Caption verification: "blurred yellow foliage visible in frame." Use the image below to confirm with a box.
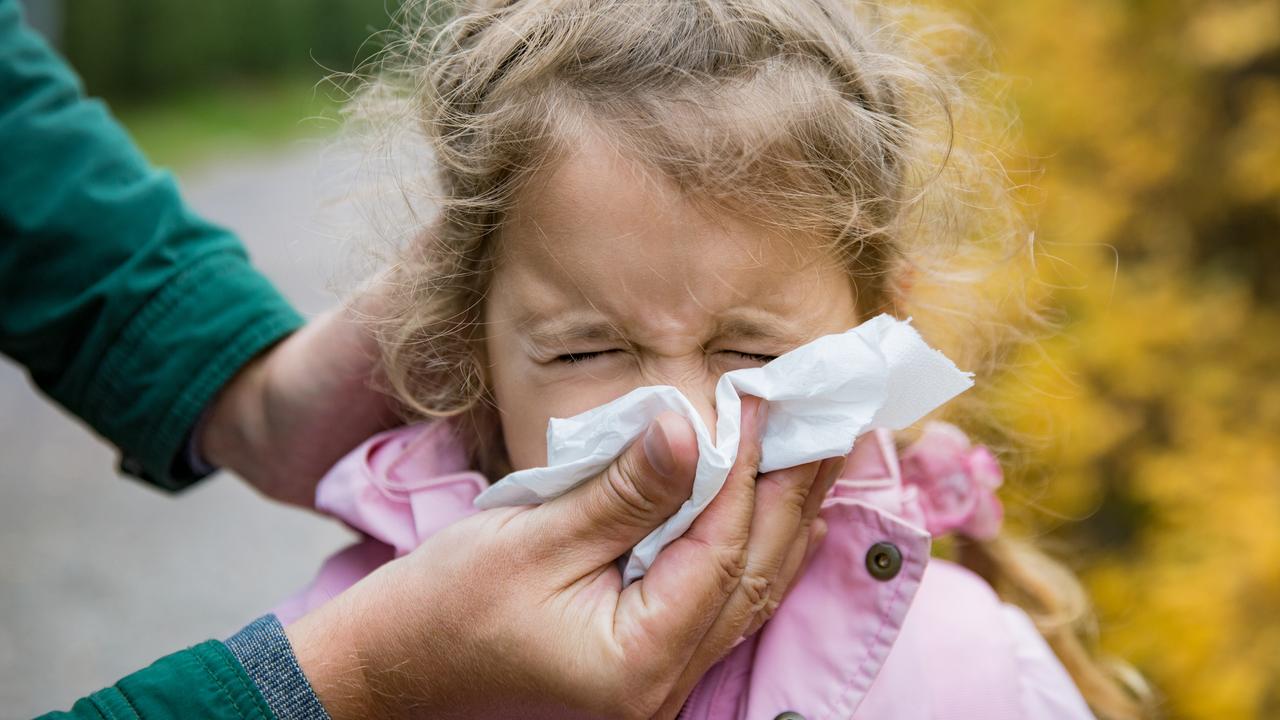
[951,0,1280,716]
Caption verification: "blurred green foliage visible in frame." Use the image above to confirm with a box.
[114,77,340,168]
[62,0,399,100]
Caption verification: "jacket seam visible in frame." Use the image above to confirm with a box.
[87,252,212,423]
[88,693,126,720]
[96,251,235,427]
[826,508,924,719]
[113,684,144,720]
[81,252,215,466]
[191,649,253,720]
[215,642,276,720]
[156,316,290,459]
[87,250,300,486]
[839,571,910,715]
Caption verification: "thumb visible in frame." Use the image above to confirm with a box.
[531,411,699,570]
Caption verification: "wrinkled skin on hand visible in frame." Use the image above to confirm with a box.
[286,397,840,720]
[201,297,398,507]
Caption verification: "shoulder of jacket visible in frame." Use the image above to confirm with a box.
[901,559,1015,657]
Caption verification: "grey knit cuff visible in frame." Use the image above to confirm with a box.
[226,614,331,720]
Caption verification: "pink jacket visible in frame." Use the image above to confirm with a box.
[277,423,1095,720]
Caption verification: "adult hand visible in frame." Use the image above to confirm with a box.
[199,295,399,507]
[285,396,842,720]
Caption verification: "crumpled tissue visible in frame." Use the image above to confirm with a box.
[474,313,973,583]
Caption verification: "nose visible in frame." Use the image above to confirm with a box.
[645,361,724,443]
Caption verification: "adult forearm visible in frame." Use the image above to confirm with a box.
[0,0,302,489]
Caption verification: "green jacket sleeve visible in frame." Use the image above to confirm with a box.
[37,641,275,720]
[0,0,304,489]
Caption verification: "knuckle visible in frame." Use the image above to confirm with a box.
[603,453,662,524]
[739,572,773,612]
[778,474,813,515]
[727,462,760,496]
[760,465,817,512]
[759,595,782,622]
[737,442,763,473]
[714,545,749,592]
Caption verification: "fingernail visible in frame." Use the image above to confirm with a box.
[644,421,677,478]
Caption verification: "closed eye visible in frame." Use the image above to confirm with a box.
[554,349,777,364]
[554,350,620,364]
[723,350,778,364]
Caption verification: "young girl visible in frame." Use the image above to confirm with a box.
[284,0,1149,717]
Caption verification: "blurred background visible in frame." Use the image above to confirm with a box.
[1,0,1277,717]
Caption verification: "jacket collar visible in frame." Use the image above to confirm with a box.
[684,430,933,720]
[320,424,934,720]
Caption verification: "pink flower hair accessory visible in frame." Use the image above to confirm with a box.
[898,421,1004,540]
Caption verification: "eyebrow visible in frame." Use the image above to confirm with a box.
[524,317,626,348]
[522,313,803,350]
[713,315,801,342]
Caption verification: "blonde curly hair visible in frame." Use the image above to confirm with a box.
[343,1,1153,716]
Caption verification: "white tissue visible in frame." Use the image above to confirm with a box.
[473,314,973,583]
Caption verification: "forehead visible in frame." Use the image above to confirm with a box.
[492,134,851,335]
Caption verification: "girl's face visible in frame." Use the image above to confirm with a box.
[484,135,860,471]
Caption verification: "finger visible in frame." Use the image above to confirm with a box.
[660,462,832,715]
[665,449,850,705]
[752,516,831,643]
[706,460,821,636]
[529,411,699,569]
[742,455,843,637]
[801,517,829,576]
[743,514,830,638]
[614,397,767,697]
[771,455,844,603]
[675,395,768,556]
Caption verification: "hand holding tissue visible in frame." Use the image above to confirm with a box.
[474,314,973,583]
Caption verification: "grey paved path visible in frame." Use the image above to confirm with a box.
[0,144,362,716]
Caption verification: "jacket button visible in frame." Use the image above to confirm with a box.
[865,541,903,581]
[774,713,806,720]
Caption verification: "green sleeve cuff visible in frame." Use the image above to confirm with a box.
[0,0,304,491]
[38,641,275,720]
[81,250,304,491]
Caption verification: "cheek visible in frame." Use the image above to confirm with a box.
[486,322,632,471]
[489,367,632,471]
[484,319,539,471]
[488,356,735,472]
[489,384,550,473]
